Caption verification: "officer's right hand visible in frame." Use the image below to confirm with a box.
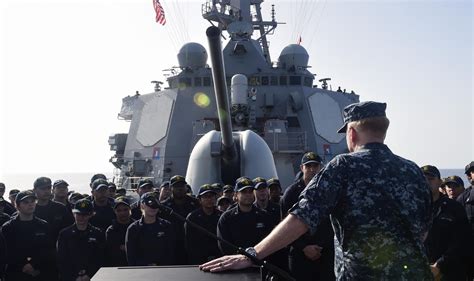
[303,244,322,261]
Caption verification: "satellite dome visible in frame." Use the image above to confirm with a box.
[278,44,309,69]
[177,42,208,69]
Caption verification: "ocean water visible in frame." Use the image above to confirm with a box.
[1,172,113,196]
[0,169,469,197]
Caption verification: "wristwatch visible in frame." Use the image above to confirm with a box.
[245,247,257,259]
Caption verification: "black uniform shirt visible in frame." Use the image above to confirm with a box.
[280,178,305,217]
[105,219,134,266]
[125,217,177,266]
[34,200,74,239]
[1,216,56,281]
[0,199,15,216]
[89,201,115,232]
[159,196,200,264]
[425,196,470,280]
[130,202,142,221]
[185,208,222,264]
[0,212,10,227]
[217,205,275,255]
[57,224,105,281]
[457,186,474,234]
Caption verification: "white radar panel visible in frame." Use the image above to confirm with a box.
[308,92,345,143]
[136,93,174,146]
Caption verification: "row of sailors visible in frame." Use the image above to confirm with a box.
[0,157,473,281]
[0,173,288,281]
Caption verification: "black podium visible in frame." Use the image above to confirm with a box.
[92,265,261,281]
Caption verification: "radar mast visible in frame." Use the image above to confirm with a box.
[202,0,279,64]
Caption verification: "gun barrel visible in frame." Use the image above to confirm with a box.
[206,26,236,158]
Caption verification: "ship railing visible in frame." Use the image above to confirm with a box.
[263,131,308,153]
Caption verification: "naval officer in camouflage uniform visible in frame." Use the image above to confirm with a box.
[201,101,433,280]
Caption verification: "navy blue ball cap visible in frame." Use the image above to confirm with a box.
[337,101,387,133]
[160,181,170,188]
[68,192,84,204]
[9,189,20,197]
[198,184,217,196]
[267,178,281,188]
[421,165,441,178]
[138,178,154,189]
[114,196,131,209]
[443,176,464,188]
[211,183,223,192]
[53,179,69,188]
[15,190,37,205]
[170,175,187,187]
[72,199,94,215]
[465,161,474,175]
[91,178,109,191]
[140,192,159,209]
[301,152,322,165]
[235,177,254,192]
[252,177,268,189]
[90,173,107,184]
[223,185,233,193]
[217,196,232,205]
[33,177,52,189]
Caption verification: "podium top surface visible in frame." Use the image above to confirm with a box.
[92,265,261,281]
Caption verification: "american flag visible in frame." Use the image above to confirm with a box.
[153,0,166,25]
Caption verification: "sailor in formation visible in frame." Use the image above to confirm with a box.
[184,184,222,264]
[1,101,474,281]
[125,192,176,266]
[57,198,105,281]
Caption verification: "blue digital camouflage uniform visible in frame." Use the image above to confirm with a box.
[290,142,433,280]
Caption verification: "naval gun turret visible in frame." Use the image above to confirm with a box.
[185,26,277,191]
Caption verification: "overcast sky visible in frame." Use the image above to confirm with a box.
[0,0,472,178]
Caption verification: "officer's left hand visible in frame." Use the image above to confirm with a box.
[200,254,253,272]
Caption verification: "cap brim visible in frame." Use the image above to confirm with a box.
[443,180,459,186]
[113,202,130,209]
[337,123,347,133]
[236,186,253,192]
[254,183,268,189]
[198,190,217,196]
[422,171,438,177]
[72,209,93,215]
[139,183,153,189]
[302,160,321,166]
[19,195,37,202]
[94,184,109,190]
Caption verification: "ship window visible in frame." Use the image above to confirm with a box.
[304,77,313,87]
[249,76,261,86]
[279,76,287,86]
[261,76,269,86]
[270,76,278,85]
[203,77,211,86]
[289,76,301,85]
[179,77,192,87]
[194,77,202,87]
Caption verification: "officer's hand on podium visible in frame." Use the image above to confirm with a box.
[200,254,253,272]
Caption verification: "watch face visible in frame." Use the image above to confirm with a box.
[245,247,257,258]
